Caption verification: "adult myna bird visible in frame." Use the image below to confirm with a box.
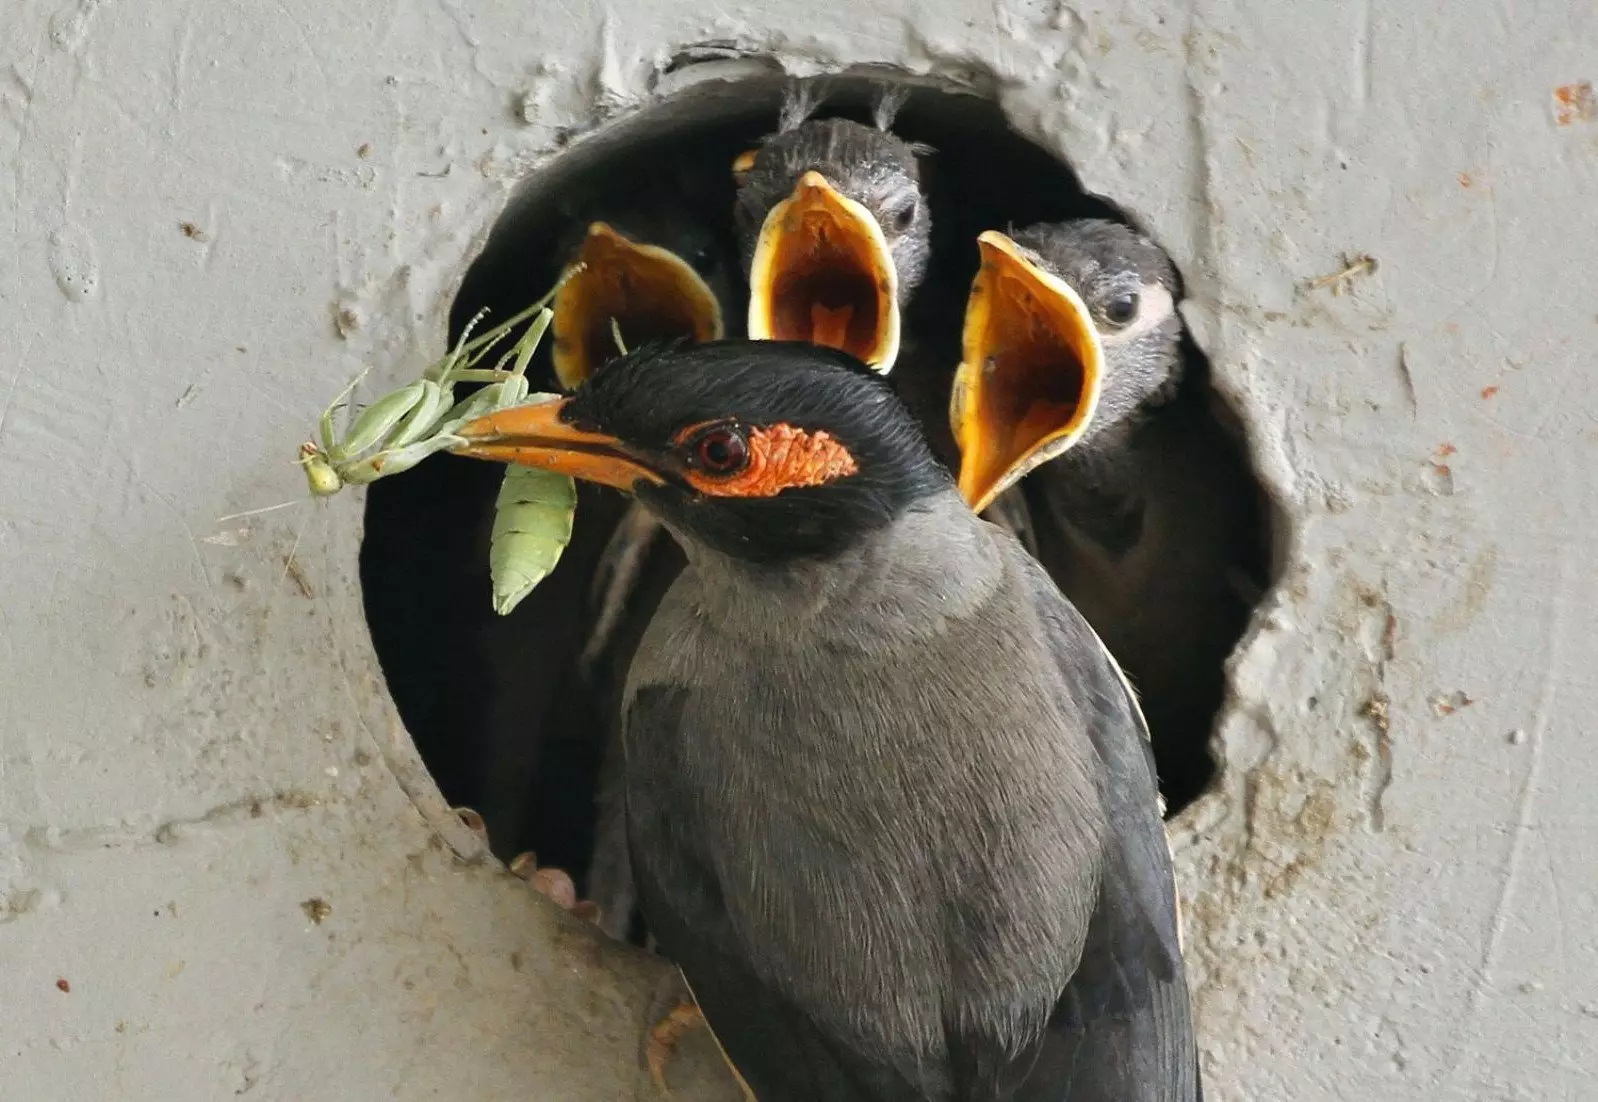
[951,219,1262,811]
[450,339,1201,1101]
[590,82,937,678]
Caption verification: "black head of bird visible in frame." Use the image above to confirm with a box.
[549,213,735,392]
[451,340,950,564]
[733,85,932,372]
[950,218,1183,513]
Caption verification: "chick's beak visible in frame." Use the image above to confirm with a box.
[551,222,724,391]
[748,171,900,372]
[449,397,663,492]
[950,231,1105,514]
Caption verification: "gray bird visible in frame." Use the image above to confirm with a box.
[949,221,1179,512]
[585,84,939,653]
[735,83,933,372]
[450,339,1201,1101]
[950,218,1261,811]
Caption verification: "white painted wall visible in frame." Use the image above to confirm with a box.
[1,0,1593,1098]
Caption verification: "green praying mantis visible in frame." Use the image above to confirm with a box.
[299,275,579,615]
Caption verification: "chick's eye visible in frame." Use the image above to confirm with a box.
[1103,290,1140,327]
[693,427,749,475]
[887,199,917,234]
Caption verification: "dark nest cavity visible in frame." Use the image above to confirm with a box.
[359,73,1276,907]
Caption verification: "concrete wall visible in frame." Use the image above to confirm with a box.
[2,0,1594,1098]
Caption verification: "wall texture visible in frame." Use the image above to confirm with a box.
[2,0,1594,1099]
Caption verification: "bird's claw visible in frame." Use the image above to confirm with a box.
[508,852,601,923]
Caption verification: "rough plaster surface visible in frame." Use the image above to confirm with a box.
[1,0,1594,1098]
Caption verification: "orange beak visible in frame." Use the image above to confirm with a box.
[550,222,724,391]
[950,231,1105,514]
[747,171,900,372]
[448,396,662,492]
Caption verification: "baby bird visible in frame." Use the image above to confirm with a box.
[950,219,1264,810]
[735,82,933,372]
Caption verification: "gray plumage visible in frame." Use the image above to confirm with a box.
[625,497,1195,1100]
[582,507,678,941]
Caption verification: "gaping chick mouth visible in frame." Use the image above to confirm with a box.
[551,222,724,390]
[950,230,1105,515]
[748,171,900,372]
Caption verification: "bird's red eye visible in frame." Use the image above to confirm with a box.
[693,427,749,475]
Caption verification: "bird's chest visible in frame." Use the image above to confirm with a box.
[624,590,1103,1063]
[631,598,1001,855]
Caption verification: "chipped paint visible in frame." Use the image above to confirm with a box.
[1553,81,1595,126]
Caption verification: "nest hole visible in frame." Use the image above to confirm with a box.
[360,73,1275,901]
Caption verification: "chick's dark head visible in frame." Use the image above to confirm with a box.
[950,219,1185,512]
[1008,219,1182,432]
[453,340,949,564]
[735,118,931,301]
[735,88,932,373]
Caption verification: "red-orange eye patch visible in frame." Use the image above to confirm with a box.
[677,423,859,498]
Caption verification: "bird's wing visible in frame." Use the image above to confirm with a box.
[622,685,927,1102]
[1011,550,1201,1102]
[582,508,688,942]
